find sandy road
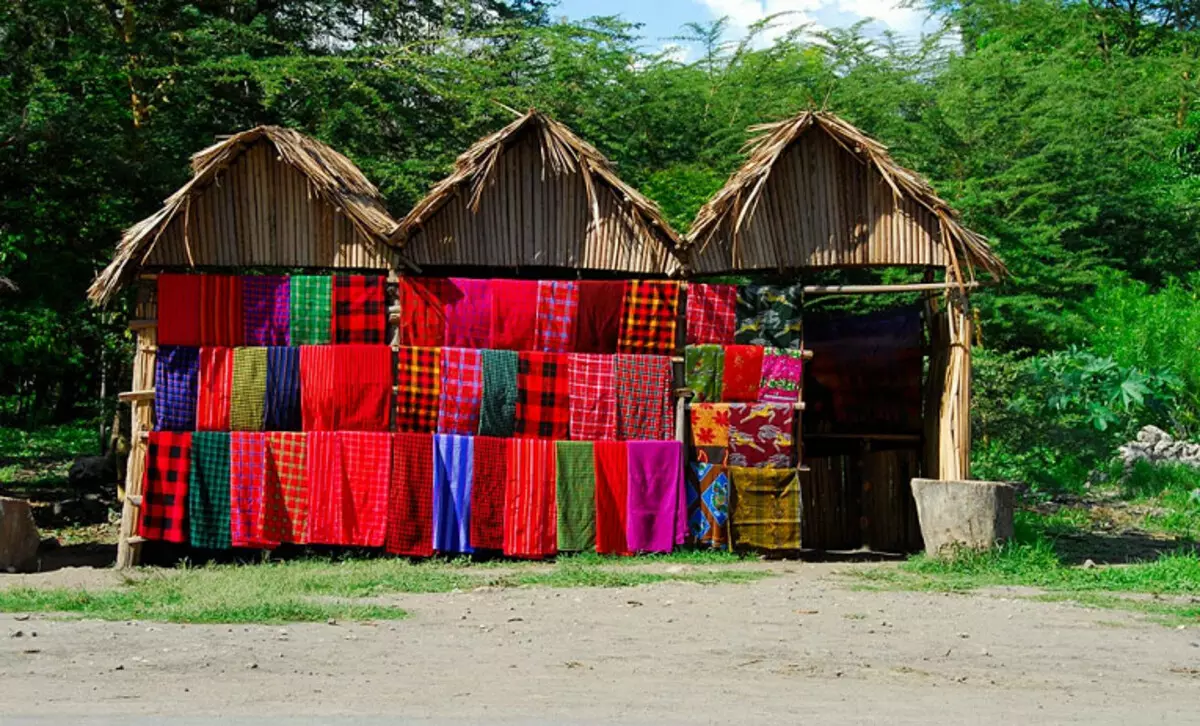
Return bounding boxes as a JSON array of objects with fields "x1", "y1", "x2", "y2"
[{"x1": 1, "y1": 562, "x2": 1198, "y2": 724}]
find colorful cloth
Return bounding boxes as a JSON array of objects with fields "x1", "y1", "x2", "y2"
[
  {"x1": 333, "y1": 274, "x2": 386, "y2": 344},
  {"x1": 684, "y1": 345, "x2": 724, "y2": 403},
  {"x1": 593, "y1": 440, "x2": 629, "y2": 555},
  {"x1": 299, "y1": 345, "x2": 336, "y2": 431},
  {"x1": 490, "y1": 279, "x2": 539, "y2": 351},
  {"x1": 229, "y1": 432, "x2": 273, "y2": 549},
  {"x1": 139, "y1": 431, "x2": 190, "y2": 543},
  {"x1": 567, "y1": 354, "x2": 618, "y2": 441},
  {"x1": 575, "y1": 280, "x2": 626, "y2": 353},
  {"x1": 615, "y1": 355, "x2": 673, "y2": 441},
  {"x1": 479, "y1": 349, "x2": 519, "y2": 437},
  {"x1": 188, "y1": 432, "x2": 231, "y2": 549},
  {"x1": 307, "y1": 431, "x2": 392, "y2": 546},
  {"x1": 686, "y1": 283, "x2": 737, "y2": 345},
  {"x1": 200, "y1": 274, "x2": 244, "y2": 347},
  {"x1": 290, "y1": 275, "x2": 332, "y2": 345},
  {"x1": 387, "y1": 432, "x2": 435, "y2": 557},
  {"x1": 729, "y1": 466, "x2": 801, "y2": 551},
  {"x1": 398, "y1": 277, "x2": 450, "y2": 347},
  {"x1": 469, "y1": 436, "x2": 507, "y2": 550},
  {"x1": 503, "y1": 438, "x2": 557, "y2": 559},
  {"x1": 197, "y1": 347, "x2": 233, "y2": 431},
  {"x1": 759, "y1": 348, "x2": 804, "y2": 403},
  {"x1": 625, "y1": 441, "x2": 686, "y2": 553},
  {"x1": 157, "y1": 274, "x2": 201, "y2": 347},
  {"x1": 687, "y1": 462, "x2": 730, "y2": 548},
  {"x1": 230, "y1": 347, "x2": 267, "y2": 432},
  {"x1": 617, "y1": 280, "x2": 680, "y2": 355},
  {"x1": 555, "y1": 441, "x2": 596, "y2": 552},
  {"x1": 728, "y1": 403, "x2": 794, "y2": 469},
  {"x1": 265, "y1": 346, "x2": 301, "y2": 431},
  {"x1": 534, "y1": 280, "x2": 579, "y2": 352},
  {"x1": 514, "y1": 352, "x2": 570, "y2": 439},
  {"x1": 395, "y1": 346, "x2": 441, "y2": 433},
  {"x1": 438, "y1": 348, "x2": 483, "y2": 435},
  {"x1": 335, "y1": 344, "x2": 393, "y2": 431},
  {"x1": 262, "y1": 432, "x2": 307, "y2": 544},
  {"x1": 735, "y1": 284, "x2": 802, "y2": 349},
  {"x1": 689, "y1": 403, "x2": 731, "y2": 448},
  {"x1": 243, "y1": 275, "x2": 290, "y2": 346},
  {"x1": 445, "y1": 278, "x2": 493, "y2": 348},
  {"x1": 721, "y1": 344, "x2": 764, "y2": 402},
  {"x1": 433, "y1": 434, "x2": 474, "y2": 554},
  {"x1": 155, "y1": 346, "x2": 199, "y2": 432}
]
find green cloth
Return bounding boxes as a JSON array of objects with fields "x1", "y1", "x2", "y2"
[
  {"x1": 479, "y1": 349, "x2": 518, "y2": 437},
  {"x1": 684, "y1": 345, "x2": 725, "y2": 402},
  {"x1": 290, "y1": 275, "x2": 332, "y2": 345},
  {"x1": 555, "y1": 441, "x2": 596, "y2": 552},
  {"x1": 189, "y1": 432, "x2": 232, "y2": 550},
  {"x1": 735, "y1": 284, "x2": 802, "y2": 349},
  {"x1": 230, "y1": 347, "x2": 267, "y2": 431}
]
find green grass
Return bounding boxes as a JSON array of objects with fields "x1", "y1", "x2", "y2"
[{"x1": 0, "y1": 422, "x2": 98, "y2": 463}]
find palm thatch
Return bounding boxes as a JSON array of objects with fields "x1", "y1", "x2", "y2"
[
  {"x1": 685, "y1": 111, "x2": 1006, "y2": 281},
  {"x1": 88, "y1": 126, "x2": 399, "y2": 305},
  {"x1": 393, "y1": 109, "x2": 684, "y2": 273}
]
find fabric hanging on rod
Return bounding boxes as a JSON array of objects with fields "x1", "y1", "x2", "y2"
[
  {"x1": 154, "y1": 345, "x2": 199, "y2": 432},
  {"x1": 433, "y1": 434, "x2": 474, "y2": 554},
  {"x1": 395, "y1": 346, "x2": 441, "y2": 433},
  {"x1": 243, "y1": 275, "x2": 290, "y2": 346},
  {"x1": 684, "y1": 345, "x2": 725, "y2": 403},
  {"x1": 138, "y1": 431, "x2": 191, "y2": 544},
  {"x1": 534, "y1": 280, "x2": 579, "y2": 353},
  {"x1": 437, "y1": 347, "x2": 483, "y2": 435},
  {"x1": 230, "y1": 347, "x2": 268, "y2": 432},
  {"x1": 332, "y1": 274, "x2": 386, "y2": 344},
  {"x1": 200, "y1": 274, "x2": 244, "y2": 347},
  {"x1": 469, "y1": 435, "x2": 508, "y2": 551},
  {"x1": 229, "y1": 432, "x2": 275, "y2": 549},
  {"x1": 444, "y1": 278, "x2": 493, "y2": 348},
  {"x1": 686, "y1": 283, "x2": 737, "y2": 345},
  {"x1": 555, "y1": 441, "x2": 596, "y2": 552},
  {"x1": 574, "y1": 280, "x2": 626, "y2": 354},
  {"x1": 617, "y1": 280, "x2": 680, "y2": 356},
  {"x1": 615, "y1": 354, "x2": 673, "y2": 441},
  {"x1": 334, "y1": 344, "x2": 393, "y2": 431},
  {"x1": 397, "y1": 277, "x2": 451, "y2": 347},
  {"x1": 503, "y1": 438, "x2": 557, "y2": 559},
  {"x1": 262, "y1": 432, "x2": 308, "y2": 544},
  {"x1": 758, "y1": 348, "x2": 804, "y2": 403},
  {"x1": 479, "y1": 349, "x2": 519, "y2": 437},
  {"x1": 289, "y1": 275, "x2": 332, "y2": 345},
  {"x1": 299, "y1": 345, "x2": 336, "y2": 431},
  {"x1": 625, "y1": 440, "x2": 686, "y2": 553},
  {"x1": 264, "y1": 346, "x2": 302, "y2": 431},
  {"x1": 490, "y1": 279, "x2": 539, "y2": 351},
  {"x1": 728, "y1": 403, "x2": 794, "y2": 469},
  {"x1": 188, "y1": 431, "x2": 231, "y2": 550},
  {"x1": 734, "y1": 284, "x2": 802, "y2": 349},
  {"x1": 720, "y1": 344, "x2": 764, "y2": 402},
  {"x1": 308, "y1": 431, "x2": 391, "y2": 547},
  {"x1": 566, "y1": 353, "x2": 618, "y2": 441},
  {"x1": 514, "y1": 351, "x2": 570, "y2": 439},
  {"x1": 386, "y1": 432, "x2": 435, "y2": 557},
  {"x1": 593, "y1": 440, "x2": 629, "y2": 555},
  {"x1": 156, "y1": 274, "x2": 202, "y2": 347},
  {"x1": 686, "y1": 461, "x2": 729, "y2": 549},
  {"x1": 197, "y1": 347, "x2": 233, "y2": 431},
  {"x1": 728, "y1": 466, "x2": 801, "y2": 551},
  {"x1": 689, "y1": 403, "x2": 731, "y2": 448}
]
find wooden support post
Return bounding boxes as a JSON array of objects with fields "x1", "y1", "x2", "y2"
[
  {"x1": 938, "y1": 291, "x2": 972, "y2": 480},
  {"x1": 116, "y1": 284, "x2": 157, "y2": 570}
]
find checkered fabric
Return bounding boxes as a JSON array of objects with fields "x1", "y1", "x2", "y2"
[
  {"x1": 555, "y1": 441, "x2": 596, "y2": 552},
  {"x1": 197, "y1": 347, "x2": 233, "y2": 431},
  {"x1": 265, "y1": 346, "x2": 302, "y2": 431},
  {"x1": 334, "y1": 344, "x2": 393, "y2": 431},
  {"x1": 386, "y1": 432, "x2": 435, "y2": 556},
  {"x1": 398, "y1": 277, "x2": 449, "y2": 347},
  {"x1": 243, "y1": 275, "x2": 290, "y2": 346},
  {"x1": 230, "y1": 347, "x2": 267, "y2": 431},
  {"x1": 514, "y1": 352, "x2": 570, "y2": 439},
  {"x1": 615, "y1": 354, "x2": 674, "y2": 441},
  {"x1": 188, "y1": 432, "x2": 231, "y2": 550},
  {"x1": 479, "y1": 349, "x2": 519, "y2": 437},
  {"x1": 230, "y1": 432, "x2": 274, "y2": 549},
  {"x1": 200, "y1": 274, "x2": 244, "y2": 347},
  {"x1": 157, "y1": 274, "x2": 201, "y2": 346},
  {"x1": 686, "y1": 283, "x2": 737, "y2": 345},
  {"x1": 438, "y1": 347, "x2": 483, "y2": 435},
  {"x1": 333, "y1": 274, "x2": 386, "y2": 344},
  {"x1": 469, "y1": 435, "x2": 507, "y2": 550},
  {"x1": 290, "y1": 275, "x2": 332, "y2": 345},
  {"x1": 534, "y1": 280, "x2": 579, "y2": 352},
  {"x1": 396, "y1": 346, "x2": 441, "y2": 432},
  {"x1": 617, "y1": 280, "x2": 680, "y2": 355},
  {"x1": 299, "y1": 345, "x2": 336, "y2": 431},
  {"x1": 155, "y1": 346, "x2": 199, "y2": 432},
  {"x1": 567, "y1": 353, "x2": 617, "y2": 441},
  {"x1": 335, "y1": 431, "x2": 392, "y2": 547},
  {"x1": 262, "y1": 432, "x2": 308, "y2": 544},
  {"x1": 139, "y1": 431, "x2": 191, "y2": 543}
]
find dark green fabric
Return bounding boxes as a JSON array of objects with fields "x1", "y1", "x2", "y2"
[
  {"x1": 189, "y1": 432, "x2": 232, "y2": 550},
  {"x1": 555, "y1": 441, "x2": 596, "y2": 551},
  {"x1": 735, "y1": 284, "x2": 802, "y2": 349},
  {"x1": 684, "y1": 345, "x2": 725, "y2": 402},
  {"x1": 479, "y1": 349, "x2": 519, "y2": 437}
]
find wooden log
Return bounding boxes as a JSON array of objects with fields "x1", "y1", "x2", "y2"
[
  {"x1": 118, "y1": 390, "x2": 155, "y2": 403},
  {"x1": 128, "y1": 319, "x2": 157, "y2": 331},
  {"x1": 117, "y1": 294, "x2": 157, "y2": 570}
]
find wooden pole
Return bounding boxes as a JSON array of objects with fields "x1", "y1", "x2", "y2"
[{"x1": 116, "y1": 281, "x2": 157, "y2": 569}]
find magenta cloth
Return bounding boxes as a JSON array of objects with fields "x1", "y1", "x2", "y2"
[
  {"x1": 759, "y1": 348, "x2": 804, "y2": 403},
  {"x1": 243, "y1": 276, "x2": 290, "y2": 346},
  {"x1": 625, "y1": 440, "x2": 686, "y2": 553},
  {"x1": 445, "y1": 278, "x2": 493, "y2": 348}
]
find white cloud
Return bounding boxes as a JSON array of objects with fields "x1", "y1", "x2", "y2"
[{"x1": 699, "y1": 0, "x2": 929, "y2": 44}]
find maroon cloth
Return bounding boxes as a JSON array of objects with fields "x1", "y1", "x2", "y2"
[
  {"x1": 157, "y1": 274, "x2": 202, "y2": 347},
  {"x1": 200, "y1": 275, "x2": 244, "y2": 347},
  {"x1": 469, "y1": 435, "x2": 508, "y2": 550},
  {"x1": 490, "y1": 279, "x2": 538, "y2": 351},
  {"x1": 574, "y1": 280, "x2": 627, "y2": 353},
  {"x1": 386, "y1": 432, "x2": 435, "y2": 556}
]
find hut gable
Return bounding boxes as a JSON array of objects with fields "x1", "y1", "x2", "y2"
[
  {"x1": 685, "y1": 111, "x2": 1005, "y2": 279},
  {"x1": 88, "y1": 126, "x2": 400, "y2": 305},
  {"x1": 394, "y1": 110, "x2": 684, "y2": 275}
]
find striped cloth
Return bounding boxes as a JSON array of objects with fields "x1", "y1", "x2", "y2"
[
  {"x1": 398, "y1": 277, "x2": 450, "y2": 347},
  {"x1": 503, "y1": 438, "x2": 557, "y2": 559},
  {"x1": 395, "y1": 346, "x2": 440, "y2": 432},
  {"x1": 299, "y1": 345, "x2": 336, "y2": 431},
  {"x1": 479, "y1": 349, "x2": 519, "y2": 437},
  {"x1": 686, "y1": 283, "x2": 737, "y2": 345},
  {"x1": 386, "y1": 432, "x2": 435, "y2": 557},
  {"x1": 615, "y1": 354, "x2": 674, "y2": 441},
  {"x1": 684, "y1": 344, "x2": 725, "y2": 403},
  {"x1": 243, "y1": 275, "x2": 290, "y2": 346},
  {"x1": 490, "y1": 279, "x2": 539, "y2": 351},
  {"x1": 230, "y1": 347, "x2": 267, "y2": 431},
  {"x1": 593, "y1": 440, "x2": 629, "y2": 555},
  {"x1": 433, "y1": 434, "x2": 474, "y2": 554},
  {"x1": 333, "y1": 274, "x2": 386, "y2": 344},
  {"x1": 197, "y1": 347, "x2": 233, "y2": 431},
  {"x1": 155, "y1": 346, "x2": 199, "y2": 432},
  {"x1": 567, "y1": 354, "x2": 617, "y2": 441},
  {"x1": 229, "y1": 432, "x2": 274, "y2": 549},
  {"x1": 625, "y1": 440, "x2": 686, "y2": 553},
  {"x1": 729, "y1": 466, "x2": 801, "y2": 551},
  {"x1": 555, "y1": 441, "x2": 596, "y2": 552},
  {"x1": 200, "y1": 274, "x2": 244, "y2": 347},
  {"x1": 307, "y1": 431, "x2": 392, "y2": 546},
  {"x1": 188, "y1": 431, "x2": 231, "y2": 550},
  {"x1": 265, "y1": 346, "x2": 301, "y2": 431},
  {"x1": 157, "y1": 274, "x2": 201, "y2": 346},
  {"x1": 290, "y1": 275, "x2": 332, "y2": 345},
  {"x1": 534, "y1": 280, "x2": 579, "y2": 352},
  {"x1": 262, "y1": 432, "x2": 307, "y2": 544},
  {"x1": 469, "y1": 436, "x2": 507, "y2": 550},
  {"x1": 139, "y1": 431, "x2": 190, "y2": 543},
  {"x1": 617, "y1": 280, "x2": 680, "y2": 355},
  {"x1": 438, "y1": 348, "x2": 483, "y2": 435},
  {"x1": 335, "y1": 344, "x2": 393, "y2": 431},
  {"x1": 445, "y1": 278, "x2": 493, "y2": 348},
  {"x1": 514, "y1": 352, "x2": 570, "y2": 439}
]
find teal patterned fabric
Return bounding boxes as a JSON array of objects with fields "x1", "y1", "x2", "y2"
[{"x1": 479, "y1": 349, "x2": 519, "y2": 437}]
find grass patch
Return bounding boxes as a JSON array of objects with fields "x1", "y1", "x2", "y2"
[{"x1": 0, "y1": 422, "x2": 97, "y2": 463}]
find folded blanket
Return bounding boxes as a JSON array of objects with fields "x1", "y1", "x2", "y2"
[
  {"x1": 728, "y1": 466, "x2": 801, "y2": 551},
  {"x1": 299, "y1": 345, "x2": 336, "y2": 431},
  {"x1": 155, "y1": 346, "x2": 199, "y2": 432},
  {"x1": 262, "y1": 432, "x2": 308, "y2": 544},
  {"x1": 157, "y1": 274, "x2": 202, "y2": 346},
  {"x1": 735, "y1": 284, "x2": 802, "y2": 349},
  {"x1": 243, "y1": 275, "x2": 290, "y2": 346},
  {"x1": 229, "y1": 432, "x2": 274, "y2": 548},
  {"x1": 333, "y1": 274, "x2": 386, "y2": 344},
  {"x1": 308, "y1": 431, "x2": 392, "y2": 546},
  {"x1": 398, "y1": 277, "x2": 450, "y2": 347},
  {"x1": 139, "y1": 431, "x2": 191, "y2": 543},
  {"x1": 479, "y1": 349, "x2": 519, "y2": 437},
  {"x1": 567, "y1": 354, "x2": 617, "y2": 441},
  {"x1": 687, "y1": 462, "x2": 730, "y2": 549},
  {"x1": 625, "y1": 440, "x2": 685, "y2": 553},
  {"x1": 534, "y1": 280, "x2": 579, "y2": 352},
  {"x1": 200, "y1": 274, "x2": 244, "y2": 347},
  {"x1": 197, "y1": 347, "x2": 233, "y2": 431},
  {"x1": 728, "y1": 403, "x2": 794, "y2": 469},
  {"x1": 615, "y1": 354, "x2": 673, "y2": 441},
  {"x1": 617, "y1": 280, "x2": 680, "y2": 355},
  {"x1": 555, "y1": 441, "x2": 596, "y2": 552},
  {"x1": 759, "y1": 347, "x2": 803, "y2": 403},
  {"x1": 469, "y1": 436, "x2": 507, "y2": 551},
  {"x1": 230, "y1": 347, "x2": 267, "y2": 431},
  {"x1": 445, "y1": 278, "x2": 493, "y2": 348},
  {"x1": 514, "y1": 352, "x2": 570, "y2": 439},
  {"x1": 395, "y1": 346, "x2": 441, "y2": 432},
  {"x1": 684, "y1": 345, "x2": 724, "y2": 403},
  {"x1": 593, "y1": 440, "x2": 629, "y2": 555},
  {"x1": 433, "y1": 434, "x2": 474, "y2": 554},
  {"x1": 503, "y1": 438, "x2": 557, "y2": 559},
  {"x1": 265, "y1": 346, "x2": 302, "y2": 431},
  {"x1": 438, "y1": 347, "x2": 483, "y2": 435},
  {"x1": 386, "y1": 432, "x2": 435, "y2": 557},
  {"x1": 575, "y1": 280, "x2": 626, "y2": 353},
  {"x1": 490, "y1": 279, "x2": 539, "y2": 351},
  {"x1": 335, "y1": 344, "x2": 393, "y2": 431},
  {"x1": 290, "y1": 275, "x2": 332, "y2": 345},
  {"x1": 686, "y1": 283, "x2": 737, "y2": 345},
  {"x1": 721, "y1": 344, "x2": 764, "y2": 402},
  {"x1": 188, "y1": 432, "x2": 231, "y2": 550}
]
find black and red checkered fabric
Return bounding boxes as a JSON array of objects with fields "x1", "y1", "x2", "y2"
[
  {"x1": 332, "y1": 274, "x2": 386, "y2": 344},
  {"x1": 139, "y1": 431, "x2": 191, "y2": 543},
  {"x1": 514, "y1": 352, "x2": 570, "y2": 439}
]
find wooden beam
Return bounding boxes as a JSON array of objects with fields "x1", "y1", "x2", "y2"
[
  {"x1": 128, "y1": 319, "x2": 157, "y2": 331},
  {"x1": 802, "y1": 281, "x2": 981, "y2": 295},
  {"x1": 118, "y1": 390, "x2": 155, "y2": 403}
]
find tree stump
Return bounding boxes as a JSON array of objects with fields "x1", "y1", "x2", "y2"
[
  {"x1": 0, "y1": 497, "x2": 41, "y2": 572},
  {"x1": 910, "y1": 479, "x2": 1014, "y2": 557}
]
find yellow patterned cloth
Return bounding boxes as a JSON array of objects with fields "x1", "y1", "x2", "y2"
[
  {"x1": 230, "y1": 347, "x2": 267, "y2": 431},
  {"x1": 729, "y1": 466, "x2": 800, "y2": 551}
]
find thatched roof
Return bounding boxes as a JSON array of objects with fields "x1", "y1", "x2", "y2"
[
  {"x1": 685, "y1": 111, "x2": 1006, "y2": 281},
  {"x1": 393, "y1": 109, "x2": 684, "y2": 273},
  {"x1": 88, "y1": 126, "x2": 399, "y2": 305}
]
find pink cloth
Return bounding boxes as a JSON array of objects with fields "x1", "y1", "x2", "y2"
[
  {"x1": 624, "y1": 440, "x2": 686, "y2": 553},
  {"x1": 490, "y1": 279, "x2": 539, "y2": 351},
  {"x1": 759, "y1": 348, "x2": 804, "y2": 403},
  {"x1": 445, "y1": 278, "x2": 493, "y2": 348}
]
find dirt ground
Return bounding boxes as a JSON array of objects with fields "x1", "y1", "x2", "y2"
[{"x1": 1, "y1": 562, "x2": 1198, "y2": 724}]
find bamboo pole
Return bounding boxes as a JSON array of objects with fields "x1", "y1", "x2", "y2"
[{"x1": 116, "y1": 285, "x2": 157, "y2": 570}]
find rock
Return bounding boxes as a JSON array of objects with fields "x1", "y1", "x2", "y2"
[
  {"x1": 1082, "y1": 559, "x2": 1097, "y2": 569},
  {"x1": 0, "y1": 497, "x2": 41, "y2": 572},
  {"x1": 910, "y1": 479, "x2": 1015, "y2": 557},
  {"x1": 51, "y1": 497, "x2": 109, "y2": 524}
]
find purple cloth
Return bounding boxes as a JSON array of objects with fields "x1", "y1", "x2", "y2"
[
  {"x1": 445, "y1": 278, "x2": 493, "y2": 348},
  {"x1": 243, "y1": 276, "x2": 290, "y2": 346},
  {"x1": 155, "y1": 346, "x2": 200, "y2": 431},
  {"x1": 625, "y1": 440, "x2": 686, "y2": 553}
]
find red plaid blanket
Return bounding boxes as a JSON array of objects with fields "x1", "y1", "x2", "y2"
[
  {"x1": 567, "y1": 353, "x2": 617, "y2": 441},
  {"x1": 386, "y1": 432, "x2": 435, "y2": 556},
  {"x1": 396, "y1": 346, "x2": 441, "y2": 432},
  {"x1": 262, "y1": 432, "x2": 308, "y2": 544},
  {"x1": 333, "y1": 274, "x2": 386, "y2": 344},
  {"x1": 308, "y1": 432, "x2": 392, "y2": 546},
  {"x1": 139, "y1": 431, "x2": 190, "y2": 543},
  {"x1": 230, "y1": 432, "x2": 275, "y2": 549},
  {"x1": 438, "y1": 347, "x2": 483, "y2": 435},
  {"x1": 686, "y1": 283, "x2": 737, "y2": 344},
  {"x1": 617, "y1": 280, "x2": 680, "y2": 355},
  {"x1": 469, "y1": 435, "x2": 507, "y2": 550},
  {"x1": 615, "y1": 354, "x2": 674, "y2": 441},
  {"x1": 514, "y1": 352, "x2": 570, "y2": 439}
]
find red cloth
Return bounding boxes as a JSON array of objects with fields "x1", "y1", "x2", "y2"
[
  {"x1": 575, "y1": 280, "x2": 626, "y2": 353},
  {"x1": 398, "y1": 277, "x2": 450, "y2": 347},
  {"x1": 157, "y1": 274, "x2": 202, "y2": 347},
  {"x1": 386, "y1": 432, "x2": 435, "y2": 556},
  {"x1": 503, "y1": 438, "x2": 557, "y2": 559},
  {"x1": 299, "y1": 345, "x2": 336, "y2": 431},
  {"x1": 333, "y1": 274, "x2": 387, "y2": 344},
  {"x1": 333, "y1": 344, "x2": 393, "y2": 431},
  {"x1": 469, "y1": 436, "x2": 507, "y2": 550},
  {"x1": 197, "y1": 347, "x2": 233, "y2": 431},
  {"x1": 567, "y1": 354, "x2": 617, "y2": 441},
  {"x1": 138, "y1": 431, "x2": 190, "y2": 543},
  {"x1": 444, "y1": 278, "x2": 493, "y2": 348},
  {"x1": 514, "y1": 352, "x2": 570, "y2": 439},
  {"x1": 438, "y1": 347, "x2": 483, "y2": 435},
  {"x1": 307, "y1": 431, "x2": 392, "y2": 546},
  {"x1": 593, "y1": 440, "x2": 629, "y2": 555},
  {"x1": 721, "y1": 345, "x2": 764, "y2": 402},
  {"x1": 200, "y1": 274, "x2": 244, "y2": 347},
  {"x1": 262, "y1": 432, "x2": 308, "y2": 544},
  {"x1": 490, "y1": 279, "x2": 538, "y2": 351},
  {"x1": 230, "y1": 432, "x2": 274, "y2": 549},
  {"x1": 396, "y1": 346, "x2": 441, "y2": 432},
  {"x1": 615, "y1": 354, "x2": 674, "y2": 441},
  {"x1": 686, "y1": 283, "x2": 737, "y2": 344},
  {"x1": 617, "y1": 280, "x2": 680, "y2": 355}
]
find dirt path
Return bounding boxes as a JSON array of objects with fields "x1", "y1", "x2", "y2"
[{"x1": 1, "y1": 562, "x2": 1198, "y2": 724}]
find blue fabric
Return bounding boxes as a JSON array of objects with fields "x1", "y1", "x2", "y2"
[
  {"x1": 433, "y1": 434, "x2": 474, "y2": 553},
  {"x1": 155, "y1": 346, "x2": 200, "y2": 431},
  {"x1": 264, "y1": 346, "x2": 301, "y2": 431}
]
